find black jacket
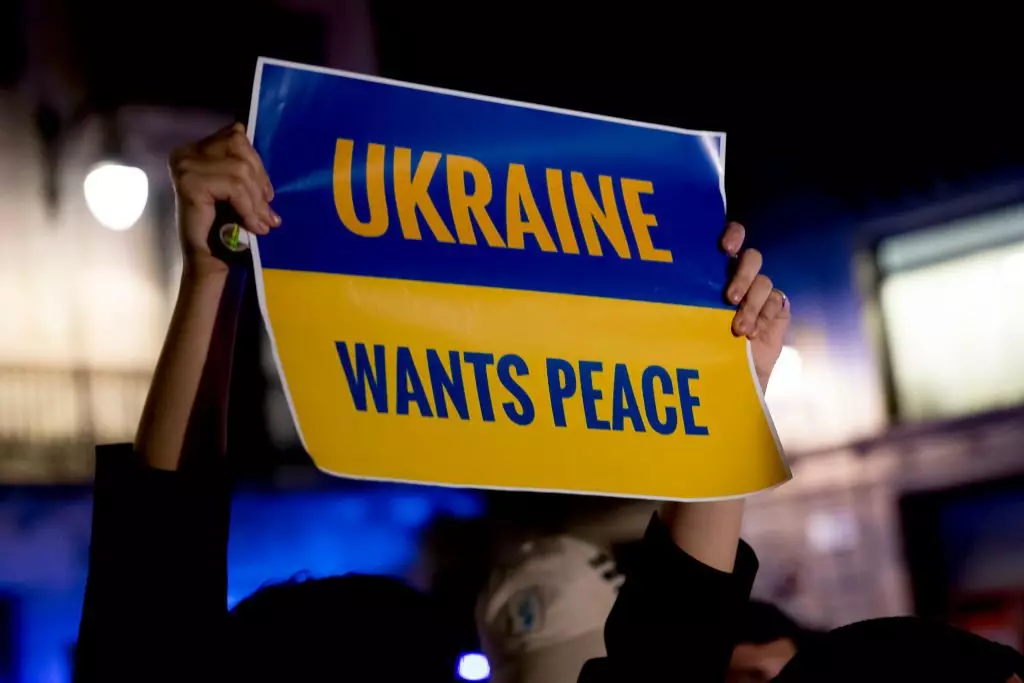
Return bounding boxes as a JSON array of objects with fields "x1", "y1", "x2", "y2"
[
  {"x1": 73, "y1": 444, "x2": 759, "y2": 682},
  {"x1": 580, "y1": 518, "x2": 758, "y2": 681},
  {"x1": 74, "y1": 445, "x2": 231, "y2": 681}
]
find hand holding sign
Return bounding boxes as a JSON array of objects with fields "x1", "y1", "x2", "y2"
[
  {"x1": 721, "y1": 222, "x2": 791, "y2": 391},
  {"x1": 169, "y1": 123, "x2": 280, "y2": 277}
]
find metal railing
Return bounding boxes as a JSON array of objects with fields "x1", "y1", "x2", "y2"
[{"x1": 0, "y1": 366, "x2": 151, "y2": 483}]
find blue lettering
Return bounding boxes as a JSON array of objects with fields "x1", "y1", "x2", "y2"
[
  {"x1": 337, "y1": 344, "x2": 706, "y2": 436},
  {"x1": 676, "y1": 369, "x2": 708, "y2": 436},
  {"x1": 426, "y1": 349, "x2": 469, "y2": 420},
  {"x1": 497, "y1": 354, "x2": 534, "y2": 426},
  {"x1": 396, "y1": 347, "x2": 432, "y2": 417},
  {"x1": 546, "y1": 358, "x2": 576, "y2": 427},
  {"x1": 641, "y1": 366, "x2": 676, "y2": 435},
  {"x1": 463, "y1": 352, "x2": 496, "y2": 422},
  {"x1": 336, "y1": 342, "x2": 389, "y2": 413},
  {"x1": 611, "y1": 363, "x2": 645, "y2": 432},
  {"x1": 578, "y1": 360, "x2": 609, "y2": 431}
]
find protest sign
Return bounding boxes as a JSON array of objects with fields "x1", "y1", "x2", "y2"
[{"x1": 247, "y1": 58, "x2": 788, "y2": 499}]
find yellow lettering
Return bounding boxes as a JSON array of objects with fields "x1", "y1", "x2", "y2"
[
  {"x1": 545, "y1": 169, "x2": 580, "y2": 255},
  {"x1": 446, "y1": 155, "x2": 506, "y2": 247},
  {"x1": 505, "y1": 164, "x2": 557, "y2": 252},
  {"x1": 393, "y1": 148, "x2": 455, "y2": 243},
  {"x1": 621, "y1": 179, "x2": 672, "y2": 263},
  {"x1": 570, "y1": 172, "x2": 631, "y2": 259},
  {"x1": 333, "y1": 138, "x2": 388, "y2": 237},
  {"x1": 334, "y1": 138, "x2": 666, "y2": 264}
]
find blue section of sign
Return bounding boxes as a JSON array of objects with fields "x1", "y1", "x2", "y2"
[{"x1": 253, "y1": 61, "x2": 729, "y2": 310}]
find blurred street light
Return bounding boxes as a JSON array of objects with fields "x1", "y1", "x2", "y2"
[
  {"x1": 766, "y1": 345, "x2": 803, "y2": 401},
  {"x1": 83, "y1": 161, "x2": 149, "y2": 231},
  {"x1": 457, "y1": 653, "x2": 490, "y2": 681}
]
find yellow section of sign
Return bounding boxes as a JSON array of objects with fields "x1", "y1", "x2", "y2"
[{"x1": 263, "y1": 269, "x2": 789, "y2": 499}]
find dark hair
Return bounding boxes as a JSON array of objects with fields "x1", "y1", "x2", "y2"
[
  {"x1": 775, "y1": 617, "x2": 1024, "y2": 683},
  {"x1": 227, "y1": 574, "x2": 456, "y2": 681}
]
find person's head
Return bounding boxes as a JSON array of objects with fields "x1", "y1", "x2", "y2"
[
  {"x1": 476, "y1": 535, "x2": 622, "y2": 683},
  {"x1": 227, "y1": 574, "x2": 457, "y2": 681},
  {"x1": 728, "y1": 601, "x2": 818, "y2": 683},
  {"x1": 774, "y1": 617, "x2": 1024, "y2": 683}
]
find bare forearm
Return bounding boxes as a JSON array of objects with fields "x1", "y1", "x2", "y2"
[
  {"x1": 659, "y1": 499, "x2": 745, "y2": 573},
  {"x1": 657, "y1": 354, "x2": 765, "y2": 574},
  {"x1": 135, "y1": 266, "x2": 228, "y2": 471}
]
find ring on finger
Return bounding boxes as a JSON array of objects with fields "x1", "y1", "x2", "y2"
[{"x1": 772, "y1": 288, "x2": 789, "y2": 309}]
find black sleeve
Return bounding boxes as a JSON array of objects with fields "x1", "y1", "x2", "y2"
[
  {"x1": 73, "y1": 444, "x2": 231, "y2": 682},
  {"x1": 578, "y1": 514, "x2": 759, "y2": 683}
]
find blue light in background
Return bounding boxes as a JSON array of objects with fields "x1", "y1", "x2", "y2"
[
  {"x1": 0, "y1": 481, "x2": 485, "y2": 683},
  {"x1": 335, "y1": 497, "x2": 368, "y2": 524},
  {"x1": 390, "y1": 495, "x2": 431, "y2": 527},
  {"x1": 225, "y1": 485, "x2": 484, "y2": 608},
  {"x1": 457, "y1": 653, "x2": 490, "y2": 681},
  {"x1": 444, "y1": 492, "x2": 484, "y2": 519}
]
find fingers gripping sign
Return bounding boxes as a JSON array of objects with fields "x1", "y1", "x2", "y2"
[
  {"x1": 169, "y1": 123, "x2": 280, "y2": 273},
  {"x1": 720, "y1": 222, "x2": 792, "y2": 391}
]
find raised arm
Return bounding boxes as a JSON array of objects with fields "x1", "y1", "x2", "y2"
[
  {"x1": 138, "y1": 123, "x2": 278, "y2": 471},
  {"x1": 580, "y1": 222, "x2": 791, "y2": 683},
  {"x1": 74, "y1": 124, "x2": 278, "y2": 682},
  {"x1": 660, "y1": 221, "x2": 788, "y2": 570}
]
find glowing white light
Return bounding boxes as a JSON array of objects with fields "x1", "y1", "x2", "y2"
[
  {"x1": 457, "y1": 653, "x2": 490, "y2": 681},
  {"x1": 766, "y1": 346, "x2": 803, "y2": 400},
  {"x1": 83, "y1": 162, "x2": 149, "y2": 231},
  {"x1": 1001, "y1": 249, "x2": 1024, "y2": 286}
]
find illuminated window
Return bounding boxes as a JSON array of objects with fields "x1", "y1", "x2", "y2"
[{"x1": 877, "y1": 204, "x2": 1024, "y2": 421}]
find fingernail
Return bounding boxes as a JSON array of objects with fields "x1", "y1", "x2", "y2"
[
  {"x1": 730, "y1": 290, "x2": 742, "y2": 304},
  {"x1": 259, "y1": 222, "x2": 270, "y2": 234},
  {"x1": 271, "y1": 211, "x2": 281, "y2": 226}
]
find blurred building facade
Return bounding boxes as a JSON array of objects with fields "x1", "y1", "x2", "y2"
[
  {"x1": 0, "y1": 2, "x2": 416, "y2": 681},
  {"x1": 0, "y1": 0, "x2": 380, "y2": 484},
  {"x1": 564, "y1": 163, "x2": 1024, "y2": 640}
]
